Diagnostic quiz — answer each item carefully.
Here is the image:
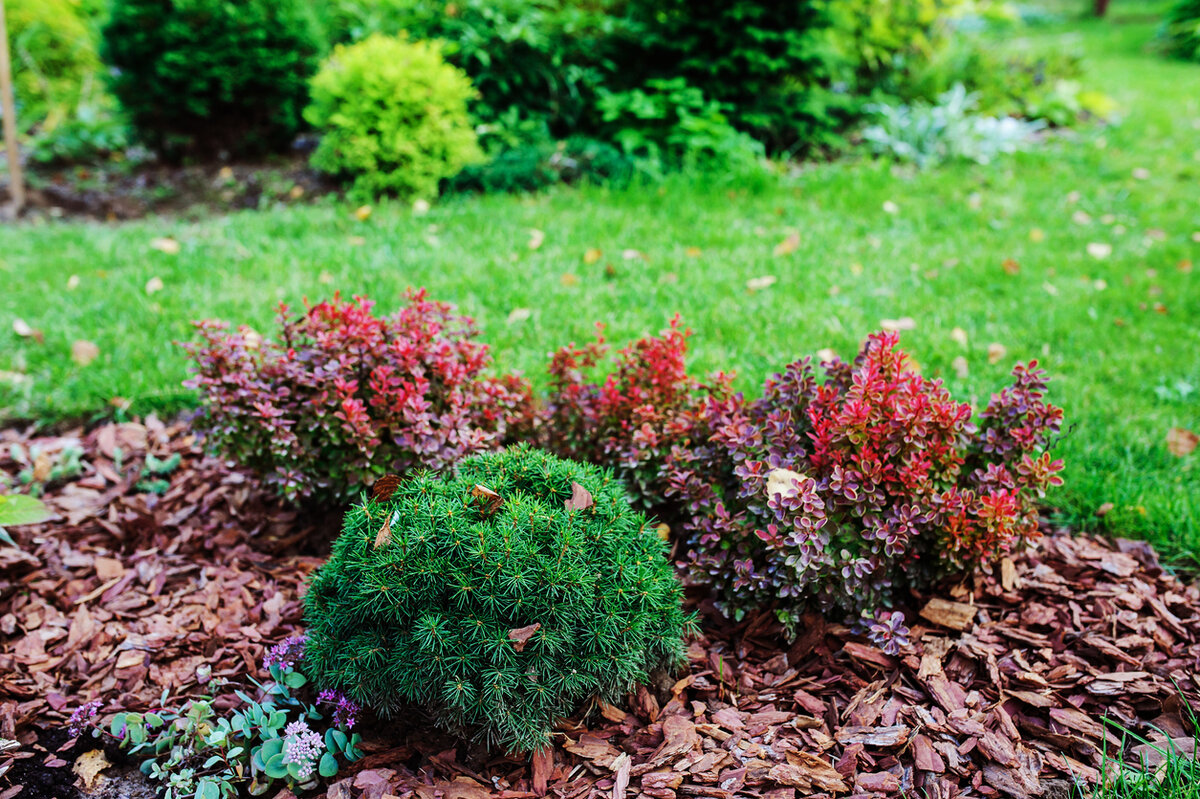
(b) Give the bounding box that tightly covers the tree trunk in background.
[0,0,24,216]
[1094,0,1111,16]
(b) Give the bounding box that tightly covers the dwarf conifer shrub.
[302,446,693,753]
[182,291,535,506]
[305,34,483,200]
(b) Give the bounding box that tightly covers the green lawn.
[2,9,1198,561]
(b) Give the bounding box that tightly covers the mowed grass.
[1,9,1198,561]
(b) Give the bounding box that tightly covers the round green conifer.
[303,446,694,753]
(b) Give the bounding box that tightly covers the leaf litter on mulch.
[1,417,1198,799]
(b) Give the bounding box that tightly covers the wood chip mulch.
[1,418,1197,799]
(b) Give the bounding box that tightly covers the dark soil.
[2,153,340,222]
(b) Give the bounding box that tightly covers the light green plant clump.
[303,446,694,753]
[305,33,484,200]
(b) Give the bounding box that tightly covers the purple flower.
[67,700,101,738]
[318,689,361,729]
[283,719,325,780]
[263,635,307,672]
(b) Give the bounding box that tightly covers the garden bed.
[2,156,337,221]
[1,418,1197,799]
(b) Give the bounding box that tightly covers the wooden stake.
[0,0,25,215]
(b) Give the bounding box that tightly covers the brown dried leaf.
[1166,427,1198,457]
[508,623,541,652]
[471,484,503,516]
[372,474,402,502]
[564,481,593,512]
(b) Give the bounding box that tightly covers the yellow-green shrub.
[305,34,483,200]
[4,0,101,126]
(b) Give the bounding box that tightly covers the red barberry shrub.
[182,290,536,505]
[543,315,733,508]
[666,331,1064,638]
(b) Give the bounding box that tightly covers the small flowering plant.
[72,636,362,799]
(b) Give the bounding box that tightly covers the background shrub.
[312,0,621,143]
[182,291,535,506]
[615,0,853,153]
[3,0,100,129]
[305,34,483,200]
[1163,0,1200,62]
[303,446,692,753]
[447,136,634,194]
[903,35,1114,126]
[596,78,765,172]
[862,84,1045,167]
[102,0,319,160]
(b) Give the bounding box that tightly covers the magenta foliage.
[182,290,536,505]
[665,331,1064,628]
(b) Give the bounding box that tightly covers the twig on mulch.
[1,418,1197,799]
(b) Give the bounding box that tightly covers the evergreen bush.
[302,446,693,753]
[1164,0,1200,62]
[101,0,319,160]
[305,33,483,200]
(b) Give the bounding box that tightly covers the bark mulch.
[1,418,1197,799]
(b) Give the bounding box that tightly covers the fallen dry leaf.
[747,275,777,291]
[950,327,969,347]
[412,199,431,215]
[67,274,81,290]
[73,749,110,791]
[564,481,594,512]
[12,318,34,338]
[1072,211,1092,225]
[1167,428,1198,457]
[145,276,165,295]
[528,229,546,250]
[1029,228,1045,243]
[685,246,702,258]
[1002,258,1020,275]
[149,237,180,254]
[987,343,1007,364]
[621,249,645,260]
[765,468,807,499]
[560,273,580,287]
[773,233,800,256]
[71,340,100,367]
[1132,167,1150,180]
[507,308,532,324]
[952,356,969,379]
[508,623,541,652]
[1086,242,1112,260]
[880,317,916,332]
[583,248,603,264]
[882,200,899,215]
[354,206,372,222]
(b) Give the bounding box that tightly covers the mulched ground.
[1,418,1197,799]
[3,154,337,221]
